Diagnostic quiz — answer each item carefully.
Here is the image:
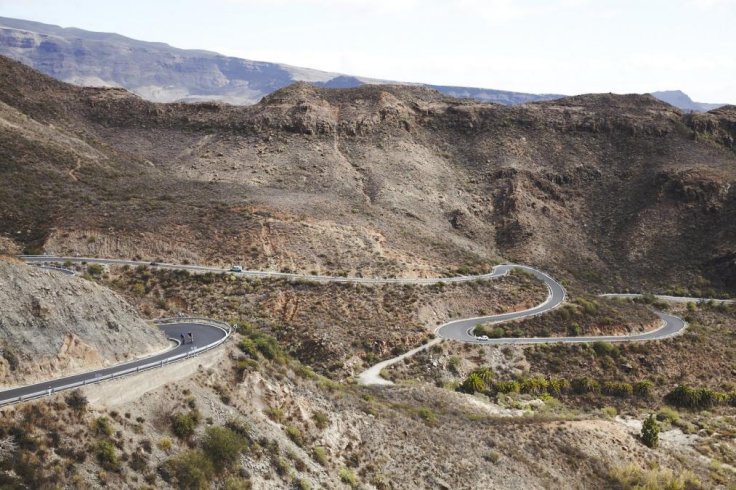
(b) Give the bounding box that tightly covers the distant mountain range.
[650,90,725,112]
[0,16,726,111]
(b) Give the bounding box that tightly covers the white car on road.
[230,265,243,273]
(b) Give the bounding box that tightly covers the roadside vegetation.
[102,265,545,378]
[474,295,658,338]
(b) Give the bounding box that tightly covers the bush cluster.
[64,389,88,413]
[457,368,653,401]
[236,322,287,364]
[161,426,250,488]
[201,426,249,472]
[664,384,736,410]
[171,410,201,440]
[95,440,118,470]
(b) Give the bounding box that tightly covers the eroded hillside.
[1,55,735,293]
[0,259,168,385]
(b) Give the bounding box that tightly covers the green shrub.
[520,376,549,395]
[592,341,619,358]
[274,456,290,476]
[665,385,727,410]
[494,380,521,394]
[161,449,214,490]
[225,418,253,442]
[94,417,113,437]
[171,410,201,439]
[447,356,461,374]
[339,467,358,487]
[87,264,104,276]
[238,338,258,358]
[572,377,601,394]
[567,323,582,336]
[312,411,329,430]
[96,440,118,469]
[254,336,284,362]
[547,378,570,396]
[728,392,736,407]
[601,406,618,418]
[224,477,252,490]
[656,407,680,424]
[158,437,173,452]
[417,407,437,425]
[131,282,146,296]
[285,425,304,447]
[1,346,18,371]
[472,367,494,384]
[459,373,486,394]
[610,463,701,489]
[484,450,502,464]
[313,446,328,466]
[264,406,284,423]
[575,298,599,315]
[641,414,660,448]
[294,478,311,490]
[602,381,633,398]
[633,380,653,398]
[200,426,248,472]
[235,358,258,376]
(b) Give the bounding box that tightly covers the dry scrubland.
[384,301,736,486]
[0,333,723,489]
[98,265,545,378]
[0,56,735,487]
[386,300,736,410]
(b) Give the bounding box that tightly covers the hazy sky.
[1,0,734,102]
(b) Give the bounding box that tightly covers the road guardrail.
[0,318,233,407]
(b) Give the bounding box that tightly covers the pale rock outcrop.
[0,260,168,386]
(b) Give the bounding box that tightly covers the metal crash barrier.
[0,318,233,407]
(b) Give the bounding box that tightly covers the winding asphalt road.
[0,320,230,406]
[21,255,509,285]
[17,256,693,388]
[436,265,567,343]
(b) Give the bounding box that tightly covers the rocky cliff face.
[0,260,168,386]
[1,55,735,293]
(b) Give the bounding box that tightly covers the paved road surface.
[436,265,566,343]
[18,256,693,388]
[0,320,229,406]
[21,255,507,285]
[601,293,734,304]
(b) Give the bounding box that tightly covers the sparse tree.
[641,414,660,448]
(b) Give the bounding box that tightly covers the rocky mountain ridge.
[651,90,726,113]
[1,55,735,293]
[0,16,560,106]
[1,16,727,111]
